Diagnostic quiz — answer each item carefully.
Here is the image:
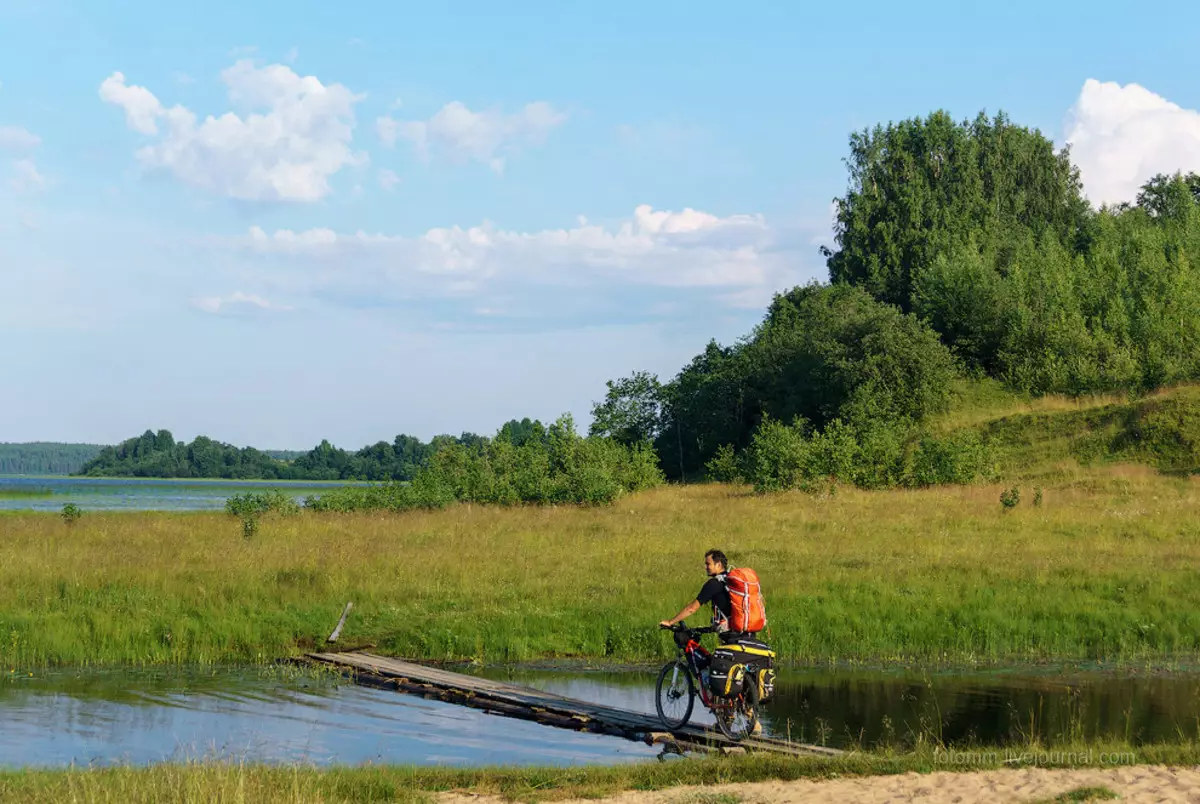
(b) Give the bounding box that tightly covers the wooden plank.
[300,650,843,758]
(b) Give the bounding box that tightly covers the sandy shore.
[439,764,1200,803]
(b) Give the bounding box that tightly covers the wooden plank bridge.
[300,650,843,758]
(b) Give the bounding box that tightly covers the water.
[0,667,660,768]
[480,664,1200,749]
[3,664,1200,768]
[0,476,363,512]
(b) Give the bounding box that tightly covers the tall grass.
[4,464,1200,668]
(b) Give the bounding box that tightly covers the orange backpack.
[724,567,767,633]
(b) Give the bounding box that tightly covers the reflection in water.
[479,665,1200,750]
[4,664,1200,767]
[0,668,659,768]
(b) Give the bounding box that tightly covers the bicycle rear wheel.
[714,673,759,741]
[655,660,695,729]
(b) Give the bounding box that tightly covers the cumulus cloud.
[0,125,40,150]
[192,291,287,314]
[378,168,400,190]
[1065,78,1200,207]
[232,203,819,316]
[99,60,367,202]
[9,158,46,193]
[377,100,566,173]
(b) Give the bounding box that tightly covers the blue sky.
[3,0,1200,449]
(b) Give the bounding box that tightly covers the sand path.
[439,764,1200,803]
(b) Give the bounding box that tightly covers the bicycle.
[655,622,760,741]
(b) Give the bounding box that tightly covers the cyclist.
[659,548,743,645]
[659,548,765,735]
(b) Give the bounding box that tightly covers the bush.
[60,503,82,526]
[704,444,743,483]
[743,416,996,494]
[906,430,998,487]
[225,489,301,538]
[225,489,301,518]
[303,413,666,513]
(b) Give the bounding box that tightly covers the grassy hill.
[939,380,1200,481]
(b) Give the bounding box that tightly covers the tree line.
[590,110,1200,490]
[0,443,106,475]
[73,422,544,480]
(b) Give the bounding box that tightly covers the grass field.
[0,741,1192,803]
[3,459,1200,668]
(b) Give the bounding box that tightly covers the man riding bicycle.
[659,549,752,644]
[658,548,769,736]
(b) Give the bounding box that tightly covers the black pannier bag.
[707,647,746,698]
[726,636,776,702]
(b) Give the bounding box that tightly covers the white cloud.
[192,291,287,314]
[234,203,817,312]
[99,72,164,134]
[0,125,40,150]
[378,100,566,173]
[99,60,366,202]
[378,168,400,190]
[1065,78,1200,207]
[376,115,398,147]
[10,158,46,193]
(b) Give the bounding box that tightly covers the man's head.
[704,549,728,576]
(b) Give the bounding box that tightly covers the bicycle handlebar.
[660,622,717,634]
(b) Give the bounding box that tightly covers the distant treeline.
[74,419,546,481]
[0,443,107,475]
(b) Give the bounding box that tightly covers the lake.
[4,663,1200,768]
[0,476,365,512]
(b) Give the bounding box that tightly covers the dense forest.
[0,443,107,475]
[26,108,1200,495]
[589,110,1200,489]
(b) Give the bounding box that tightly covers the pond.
[0,476,363,512]
[3,663,1199,768]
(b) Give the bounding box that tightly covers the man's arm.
[660,600,701,627]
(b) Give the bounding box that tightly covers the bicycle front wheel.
[655,660,695,729]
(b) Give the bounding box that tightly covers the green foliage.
[906,429,998,487]
[0,443,106,475]
[825,109,1089,312]
[224,490,301,519]
[704,444,743,483]
[588,370,663,446]
[305,414,665,512]
[1000,486,1021,510]
[743,416,996,494]
[651,283,958,479]
[74,428,492,482]
[225,490,300,538]
[59,503,81,526]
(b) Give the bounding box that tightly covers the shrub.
[704,444,742,483]
[743,416,996,494]
[303,414,665,513]
[60,503,82,526]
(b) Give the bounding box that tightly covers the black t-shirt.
[696,576,731,624]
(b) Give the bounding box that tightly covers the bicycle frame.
[673,628,715,709]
